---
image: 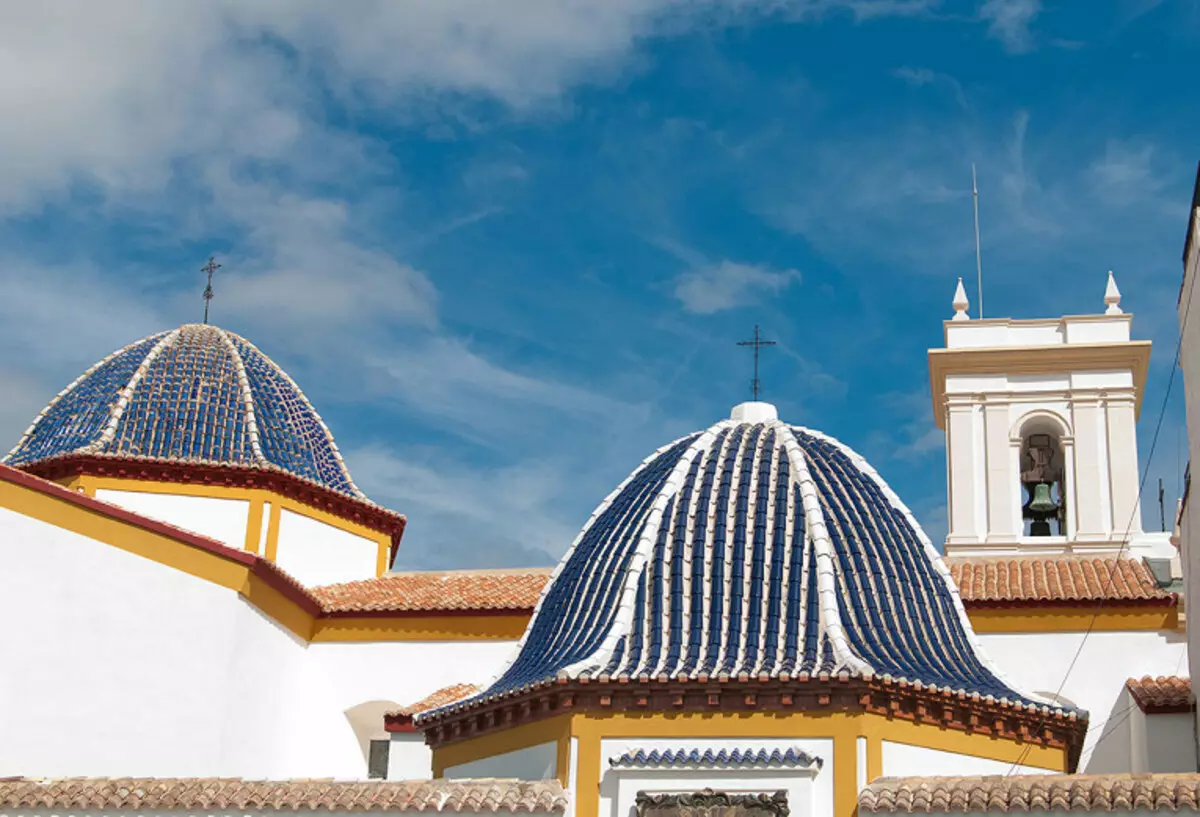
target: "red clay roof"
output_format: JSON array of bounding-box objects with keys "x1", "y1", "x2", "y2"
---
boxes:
[
  {"x1": 1127, "y1": 676, "x2": 1193, "y2": 713},
  {"x1": 859, "y1": 774, "x2": 1200, "y2": 813},
  {"x1": 311, "y1": 569, "x2": 551, "y2": 614},
  {"x1": 0, "y1": 778, "x2": 567, "y2": 813},
  {"x1": 392, "y1": 683, "x2": 481, "y2": 718},
  {"x1": 946, "y1": 556, "x2": 1173, "y2": 606}
]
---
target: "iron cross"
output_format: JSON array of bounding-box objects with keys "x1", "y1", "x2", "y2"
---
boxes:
[
  {"x1": 201, "y1": 256, "x2": 222, "y2": 324},
  {"x1": 737, "y1": 325, "x2": 776, "y2": 401}
]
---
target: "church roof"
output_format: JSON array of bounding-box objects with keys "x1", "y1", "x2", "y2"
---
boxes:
[
  {"x1": 947, "y1": 556, "x2": 1173, "y2": 606},
  {"x1": 1126, "y1": 676, "x2": 1192, "y2": 713},
  {"x1": 312, "y1": 568, "x2": 553, "y2": 614},
  {"x1": 0, "y1": 778, "x2": 568, "y2": 813},
  {"x1": 4, "y1": 324, "x2": 364, "y2": 498},
  {"x1": 609, "y1": 747, "x2": 822, "y2": 770},
  {"x1": 421, "y1": 404, "x2": 1073, "y2": 723},
  {"x1": 859, "y1": 774, "x2": 1200, "y2": 813}
]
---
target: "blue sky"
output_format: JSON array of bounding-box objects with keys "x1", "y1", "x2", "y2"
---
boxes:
[{"x1": 0, "y1": 0, "x2": 1196, "y2": 569}]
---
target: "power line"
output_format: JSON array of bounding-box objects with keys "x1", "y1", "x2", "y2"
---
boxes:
[{"x1": 1005, "y1": 282, "x2": 1195, "y2": 774}]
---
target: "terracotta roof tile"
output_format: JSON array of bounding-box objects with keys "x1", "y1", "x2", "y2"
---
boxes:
[
  {"x1": 946, "y1": 556, "x2": 1173, "y2": 605},
  {"x1": 1127, "y1": 676, "x2": 1193, "y2": 713},
  {"x1": 392, "y1": 683, "x2": 481, "y2": 718},
  {"x1": 311, "y1": 569, "x2": 551, "y2": 614},
  {"x1": 859, "y1": 774, "x2": 1200, "y2": 813},
  {"x1": 0, "y1": 778, "x2": 567, "y2": 813}
]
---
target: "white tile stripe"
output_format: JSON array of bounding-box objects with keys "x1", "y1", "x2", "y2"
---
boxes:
[
  {"x1": 4, "y1": 331, "x2": 170, "y2": 462},
  {"x1": 566, "y1": 427, "x2": 719, "y2": 679}
]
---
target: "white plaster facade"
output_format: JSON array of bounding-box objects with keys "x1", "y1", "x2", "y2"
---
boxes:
[
  {"x1": 598, "y1": 739, "x2": 830, "y2": 817},
  {"x1": 0, "y1": 505, "x2": 516, "y2": 781},
  {"x1": 931, "y1": 289, "x2": 1152, "y2": 556},
  {"x1": 90, "y1": 488, "x2": 381, "y2": 587},
  {"x1": 275, "y1": 507, "x2": 379, "y2": 586},
  {"x1": 94, "y1": 489, "x2": 250, "y2": 551},
  {"x1": 879, "y1": 742, "x2": 1051, "y2": 778},
  {"x1": 974, "y1": 629, "x2": 1187, "y2": 772}
]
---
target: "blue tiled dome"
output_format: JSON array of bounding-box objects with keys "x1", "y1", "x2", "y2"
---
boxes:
[
  {"x1": 426, "y1": 403, "x2": 1074, "y2": 721},
  {"x1": 4, "y1": 324, "x2": 364, "y2": 498}
]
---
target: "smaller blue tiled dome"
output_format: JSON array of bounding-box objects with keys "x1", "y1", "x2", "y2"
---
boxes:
[{"x1": 4, "y1": 324, "x2": 365, "y2": 498}]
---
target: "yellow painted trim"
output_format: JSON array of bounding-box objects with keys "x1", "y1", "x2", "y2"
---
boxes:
[
  {"x1": 0, "y1": 478, "x2": 248, "y2": 592},
  {"x1": 376, "y1": 538, "x2": 391, "y2": 577},
  {"x1": 866, "y1": 734, "x2": 882, "y2": 783},
  {"x1": 311, "y1": 614, "x2": 530, "y2": 642},
  {"x1": 245, "y1": 498, "x2": 265, "y2": 554},
  {"x1": 432, "y1": 715, "x2": 571, "y2": 779},
  {"x1": 560, "y1": 709, "x2": 1066, "y2": 817},
  {"x1": 928, "y1": 341, "x2": 1151, "y2": 429},
  {"x1": 240, "y1": 572, "x2": 315, "y2": 640},
  {"x1": 968, "y1": 605, "x2": 1176, "y2": 633},
  {"x1": 265, "y1": 501, "x2": 281, "y2": 561}
]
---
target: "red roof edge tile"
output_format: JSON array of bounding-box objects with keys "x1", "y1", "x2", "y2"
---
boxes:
[{"x1": 1126, "y1": 676, "x2": 1193, "y2": 714}]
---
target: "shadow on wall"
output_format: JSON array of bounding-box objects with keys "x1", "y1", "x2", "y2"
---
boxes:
[
  {"x1": 345, "y1": 700, "x2": 402, "y2": 771},
  {"x1": 1080, "y1": 689, "x2": 1133, "y2": 773}
]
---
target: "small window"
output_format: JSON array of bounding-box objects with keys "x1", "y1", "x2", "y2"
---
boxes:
[{"x1": 369, "y1": 739, "x2": 389, "y2": 780}]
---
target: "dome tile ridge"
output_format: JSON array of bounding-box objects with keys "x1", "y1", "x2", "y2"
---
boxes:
[
  {"x1": 787, "y1": 424, "x2": 1064, "y2": 714},
  {"x1": 417, "y1": 411, "x2": 1080, "y2": 728},
  {"x1": 4, "y1": 331, "x2": 171, "y2": 464},
  {"x1": 435, "y1": 429, "x2": 710, "y2": 718},
  {"x1": 4, "y1": 323, "x2": 371, "y2": 504}
]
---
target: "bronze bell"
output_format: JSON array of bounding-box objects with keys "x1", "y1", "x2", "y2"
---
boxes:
[{"x1": 1028, "y1": 482, "x2": 1058, "y2": 515}]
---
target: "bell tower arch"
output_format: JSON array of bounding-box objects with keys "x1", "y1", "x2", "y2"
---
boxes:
[{"x1": 930, "y1": 274, "x2": 1151, "y2": 556}]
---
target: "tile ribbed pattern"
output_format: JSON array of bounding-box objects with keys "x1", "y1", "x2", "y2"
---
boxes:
[
  {"x1": 422, "y1": 416, "x2": 1070, "y2": 723},
  {"x1": 4, "y1": 324, "x2": 363, "y2": 498},
  {"x1": 609, "y1": 747, "x2": 822, "y2": 770},
  {"x1": 0, "y1": 778, "x2": 568, "y2": 813},
  {"x1": 859, "y1": 774, "x2": 1200, "y2": 813},
  {"x1": 1126, "y1": 676, "x2": 1192, "y2": 713},
  {"x1": 948, "y1": 557, "x2": 1171, "y2": 604},
  {"x1": 312, "y1": 569, "x2": 552, "y2": 613}
]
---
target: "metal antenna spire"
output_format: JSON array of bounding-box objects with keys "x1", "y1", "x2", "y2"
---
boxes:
[
  {"x1": 201, "y1": 256, "x2": 222, "y2": 324},
  {"x1": 972, "y1": 163, "x2": 984, "y2": 320},
  {"x1": 737, "y1": 325, "x2": 776, "y2": 402}
]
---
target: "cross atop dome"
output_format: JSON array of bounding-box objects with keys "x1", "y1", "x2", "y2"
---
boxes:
[{"x1": 736, "y1": 324, "x2": 776, "y2": 401}]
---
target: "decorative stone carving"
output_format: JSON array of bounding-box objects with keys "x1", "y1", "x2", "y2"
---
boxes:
[{"x1": 635, "y1": 789, "x2": 789, "y2": 817}]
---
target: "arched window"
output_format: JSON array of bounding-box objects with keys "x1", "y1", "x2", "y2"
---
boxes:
[{"x1": 1018, "y1": 424, "x2": 1066, "y2": 537}]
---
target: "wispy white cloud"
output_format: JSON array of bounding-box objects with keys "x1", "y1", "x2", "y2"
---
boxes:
[
  {"x1": 891, "y1": 66, "x2": 969, "y2": 110},
  {"x1": 674, "y1": 260, "x2": 801, "y2": 314},
  {"x1": 345, "y1": 445, "x2": 570, "y2": 568},
  {"x1": 978, "y1": 0, "x2": 1042, "y2": 54}
]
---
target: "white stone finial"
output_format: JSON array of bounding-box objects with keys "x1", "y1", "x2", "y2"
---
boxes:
[
  {"x1": 952, "y1": 277, "x2": 970, "y2": 321},
  {"x1": 1104, "y1": 270, "x2": 1123, "y2": 315}
]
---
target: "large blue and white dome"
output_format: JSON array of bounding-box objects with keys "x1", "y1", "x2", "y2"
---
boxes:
[
  {"x1": 429, "y1": 402, "x2": 1066, "y2": 720},
  {"x1": 4, "y1": 323, "x2": 364, "y2": 498}
]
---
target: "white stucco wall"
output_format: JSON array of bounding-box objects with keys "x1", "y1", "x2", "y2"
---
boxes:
[
  {"x1": 93, "y1": 489, "x2": 249, "y2": 551},
  {"x1": 275, "y1": 508, "x2": 379, "y2": 586},
  {"x1": 0, "y1": 505, "x2": 518, "y2": 781},
  {"x1": 880, "y1": 742, "x2": 1051, "y2": 778},
  {"x1": 1129, "y1": 705, "x2": 1196, "y2": 773},
  {"x1": 975, "y1": 629, "x2": 1188, "y2": 772},
  {"x1": 598, "y1": 738, "x2": 833, "y2": 817}
]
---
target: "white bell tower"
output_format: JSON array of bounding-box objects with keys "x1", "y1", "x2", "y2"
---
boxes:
[{"x1": 929, "y1": 273, "x2": 1152, "y2": 556}]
